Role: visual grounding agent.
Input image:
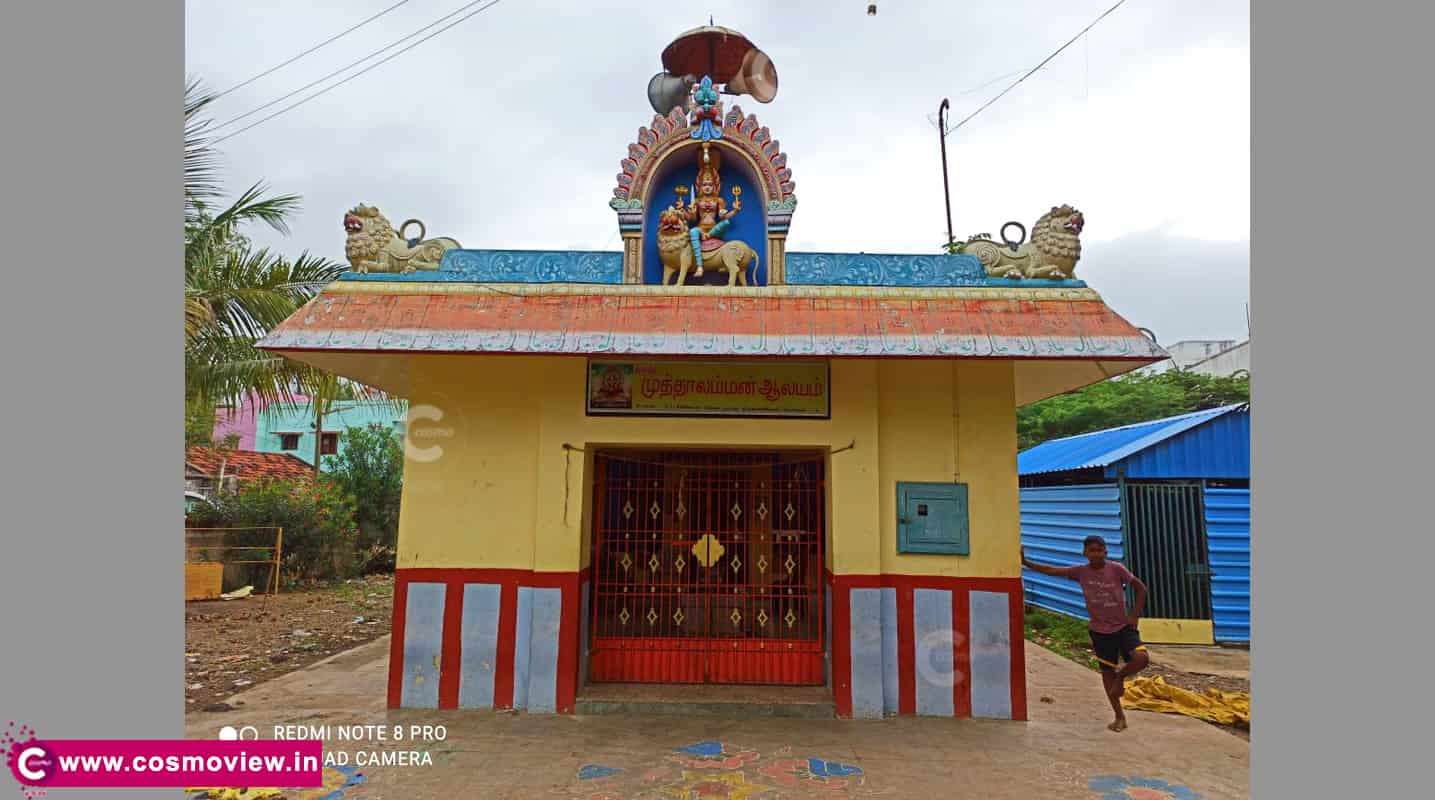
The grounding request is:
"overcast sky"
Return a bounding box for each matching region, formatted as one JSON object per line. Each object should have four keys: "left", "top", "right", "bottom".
{"left": 185, "top": 0, "right": 1249, "bottom": 344}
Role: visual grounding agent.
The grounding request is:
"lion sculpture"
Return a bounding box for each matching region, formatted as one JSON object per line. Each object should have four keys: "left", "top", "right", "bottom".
{"left": 656, "top": 207, "right": 759, "bottom": 287}
{"left": 343, "top": 204, "right": 460, "bottom": 274}
{"left": 958, "top": 205, "right": 1085, "bottom": 280}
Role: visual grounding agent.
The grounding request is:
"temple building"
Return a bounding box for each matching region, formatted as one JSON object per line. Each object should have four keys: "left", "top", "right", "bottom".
{"left": 258, "top": 24, "right": 1166, "bottom": 721}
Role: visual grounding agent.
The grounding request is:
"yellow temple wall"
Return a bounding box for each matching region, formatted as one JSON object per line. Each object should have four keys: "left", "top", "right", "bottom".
{"left": 395, "top": 355, "right": 1020, "bottom": 579}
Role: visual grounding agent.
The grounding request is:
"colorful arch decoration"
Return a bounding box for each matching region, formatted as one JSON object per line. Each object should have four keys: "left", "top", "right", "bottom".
{"left": 610, "top": 104, "right": 797, "bottom": 283}
{"left": 611, "top": 105, "right": 795, "bottom": 206}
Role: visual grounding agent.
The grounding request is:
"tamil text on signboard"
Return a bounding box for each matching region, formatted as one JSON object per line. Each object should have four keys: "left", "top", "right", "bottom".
{"left": 586, "top": 360, "right": 829, "bottom": 418}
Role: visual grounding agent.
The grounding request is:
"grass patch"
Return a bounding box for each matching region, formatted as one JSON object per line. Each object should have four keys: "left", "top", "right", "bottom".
{"left": 328, "top": 574, "right": 394, "bottom": 604}
{"left": 1024, "top": 606, "right": 1099, "bottom": 671}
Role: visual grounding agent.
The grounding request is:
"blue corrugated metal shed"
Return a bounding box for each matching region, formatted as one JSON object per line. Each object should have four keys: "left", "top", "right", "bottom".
{"left": 1018, "top": 403, "right": 1251, "bottom": 645}
{"left": 1018, "top": 404, "right": 1249, "bottom": 479}
{"left": 1019, "top": 485, "right": 1125, "bottom": 622}
{"left": 1204, "top": 487, "right": 1251, "bottom": 643}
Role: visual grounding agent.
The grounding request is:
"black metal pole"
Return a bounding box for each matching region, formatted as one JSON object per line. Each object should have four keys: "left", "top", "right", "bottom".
{"left": 938, "top": 98, "right": 954, "bottom": 249}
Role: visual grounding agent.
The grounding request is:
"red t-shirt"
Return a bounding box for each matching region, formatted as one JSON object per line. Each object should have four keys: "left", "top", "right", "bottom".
{"left": 1061, "top": 561, "right": 1137, "bottom": 634}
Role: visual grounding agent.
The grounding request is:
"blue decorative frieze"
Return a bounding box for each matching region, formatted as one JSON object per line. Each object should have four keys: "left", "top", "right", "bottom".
{"left": 784, "top": 252, "right": 1086, "bottom": 288}
{"left": 338, "top": 249, "right": 625, "bottom": 284}
{"left": 334, "top": 248, "right": 1085, "bottom": 288}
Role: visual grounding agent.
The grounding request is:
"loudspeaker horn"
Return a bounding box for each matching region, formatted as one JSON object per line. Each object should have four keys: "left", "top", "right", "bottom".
{"left": 647, "top": 71, "right": 696, "bottom": 115}
{"left": 724, "top": 47, "right": 778, "bottom": 103}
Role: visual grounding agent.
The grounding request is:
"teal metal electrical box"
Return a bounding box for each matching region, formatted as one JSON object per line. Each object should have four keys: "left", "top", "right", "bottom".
{"left": 896, "top": 481, "right": 970, "bottom": 555}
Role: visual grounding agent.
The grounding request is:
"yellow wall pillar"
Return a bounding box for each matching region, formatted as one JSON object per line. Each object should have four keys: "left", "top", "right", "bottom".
{"left": 876, "top": 361, "right": 958, "bottom": 576}
{"left": 826, "top": 360, "right": 882, "bottom": 577}
{"left": 956, "top": 360, "right": 1021, "bottom": 578}
{"left": 395, "top": 356, "right": 540, "bottom": 570}
{"left": 535, "top": 359, "right": 589, "bottom": 574}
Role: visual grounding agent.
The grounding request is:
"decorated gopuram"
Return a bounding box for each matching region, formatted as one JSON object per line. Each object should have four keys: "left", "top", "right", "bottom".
{"left": 259, "top": 24, "right": 1166, "bottom": 721}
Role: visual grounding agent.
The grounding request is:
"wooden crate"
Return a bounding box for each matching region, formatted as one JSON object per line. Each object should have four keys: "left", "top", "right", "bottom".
{"left": 185, "top": 562, "right": 224, "bottom": 601}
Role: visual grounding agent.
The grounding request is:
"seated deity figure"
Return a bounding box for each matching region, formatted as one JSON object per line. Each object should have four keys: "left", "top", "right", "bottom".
{"left": 675, "top": 143, "right": 741, "bottom": 279}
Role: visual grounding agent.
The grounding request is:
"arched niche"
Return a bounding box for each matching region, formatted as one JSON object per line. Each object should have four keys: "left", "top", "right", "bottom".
{"left": 640, "top": 140, "right": 769, "bottom": 286}
{"left": 610, "top": 105, "right": 797, "bottom": 285}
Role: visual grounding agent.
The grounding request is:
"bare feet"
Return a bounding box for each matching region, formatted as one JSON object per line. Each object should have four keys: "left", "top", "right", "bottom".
{"left": 1107, "top": 717, "right": 1128, "bottom": 733}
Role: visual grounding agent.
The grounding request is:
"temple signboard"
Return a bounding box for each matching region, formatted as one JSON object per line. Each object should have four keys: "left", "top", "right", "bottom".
{"left": 586, "top": 359, "right": 829, "bottom": 418}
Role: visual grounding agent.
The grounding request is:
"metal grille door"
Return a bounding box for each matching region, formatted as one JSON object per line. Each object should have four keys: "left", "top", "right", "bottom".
{"left": 589, "top": 450, "right": 826, "bottom": 685}
{"left": 1123, "top": 483, "right": 1214, "bottom": 620}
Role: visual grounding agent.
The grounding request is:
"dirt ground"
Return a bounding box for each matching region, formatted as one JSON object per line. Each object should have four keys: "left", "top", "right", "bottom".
{"left": 1026, "top": 619, "right": 1250, "bottom": 739}
{"left": 185, "top": 575, "right": 394, "bottom": 712}
{"left": 1032, "top": 634, "right": 1249, "bottom": 695}
{"left": 1144, "top": 661, "right": 1248, "bottom": 695}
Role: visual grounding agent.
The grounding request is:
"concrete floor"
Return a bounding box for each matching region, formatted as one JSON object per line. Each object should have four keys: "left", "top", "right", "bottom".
{"left": 186, "top": 638, "right": 1249, "bottom": 799}
{"left": 575, "top": 683, "right": 835, "bottom": 718}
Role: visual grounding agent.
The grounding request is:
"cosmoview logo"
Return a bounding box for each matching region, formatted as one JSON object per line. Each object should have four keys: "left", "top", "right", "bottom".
{"left": 405, "top": 402, "right": 456, "bottom": 464}
{"left": 15, "top": 744, "right": 54, "bottom": 784}
{"left": 914, "top": 629, "right": 967, "bottom": 690}
{"left": 4, "top": 722, "right": 50, "bottom": 798}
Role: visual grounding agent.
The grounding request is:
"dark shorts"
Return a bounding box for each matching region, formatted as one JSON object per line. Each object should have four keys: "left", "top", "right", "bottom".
{"left": 1089, "top": 625, "right": 1145, "bottom": 670}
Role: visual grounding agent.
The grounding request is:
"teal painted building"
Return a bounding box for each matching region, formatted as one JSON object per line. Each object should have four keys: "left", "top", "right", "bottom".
{"left": 218, "top": 396, "right": 407, "bottom": 469}
{"left": 257, "top": 398, "right": 406, "bottom": 468}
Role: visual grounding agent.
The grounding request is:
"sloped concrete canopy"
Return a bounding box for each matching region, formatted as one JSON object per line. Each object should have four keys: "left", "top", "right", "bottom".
{"left": 257, "top": 283, "right": 1164, "bottom": 405}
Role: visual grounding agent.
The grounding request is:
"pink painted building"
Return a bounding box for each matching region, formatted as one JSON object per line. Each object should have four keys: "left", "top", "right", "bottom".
{"left": 211, "top": 393, "right": 310, "bottom": 451}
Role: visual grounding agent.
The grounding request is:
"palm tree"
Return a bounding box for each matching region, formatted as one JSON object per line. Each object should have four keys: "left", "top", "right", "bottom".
{"left": 184, "top": 77, "right": 347, "bottom": 414}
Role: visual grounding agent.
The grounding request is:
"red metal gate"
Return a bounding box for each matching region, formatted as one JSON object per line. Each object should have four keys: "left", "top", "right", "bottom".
{"left": 588, "top": 450, "right": 826, "bottom": 685}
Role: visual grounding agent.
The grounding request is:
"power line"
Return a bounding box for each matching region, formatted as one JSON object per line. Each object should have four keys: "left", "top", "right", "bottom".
{"left": 213, "top": 0, "right": 493, "bottom": 132}
{"left": 927, "top": 68, "right": 1028, "bottom": 127}
{"left": 957, "top": 69, "right": 1028, "bottom": 98}
{"left": 943, "top": 0, "right": 1130, "bottom": 136}
{"left": 212, "top": 0, "right": 506, "bottom": 145}
{"left": 213, "top": 0, "right": 416, "bottom": 100}
{"left": 212, "top": 0, "right": 499, "bottom": 135}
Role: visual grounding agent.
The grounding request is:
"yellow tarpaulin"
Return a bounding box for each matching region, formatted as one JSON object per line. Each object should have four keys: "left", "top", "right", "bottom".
{"left": 184, "top": 789, "right": 284, "bottom": 800}
{"left": 1120, "top": 675, "right": 1250, "bottom": 726}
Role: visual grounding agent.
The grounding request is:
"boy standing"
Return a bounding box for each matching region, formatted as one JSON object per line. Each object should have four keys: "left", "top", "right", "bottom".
{"left": 1022, "top": 536, "right": 1149, "bottom": 732}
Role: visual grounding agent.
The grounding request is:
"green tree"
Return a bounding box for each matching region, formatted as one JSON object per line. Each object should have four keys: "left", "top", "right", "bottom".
{"left": 183, "top": 77, "right": 346, "bottom": 413}
{"left": 323, "top": 424, "right": 405, "bottom": 574}
{"left": 1017, "top": 370, "right": 1249, "bottom": 451}
{"left": 185, "top": 396, "right": 216, "bottom": 448}
{"left": 188, "top": 477, "right": 361, "bottom": 584}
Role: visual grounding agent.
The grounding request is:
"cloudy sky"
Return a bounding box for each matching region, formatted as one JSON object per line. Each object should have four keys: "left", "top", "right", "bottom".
{"left": 185, "top": 0, "right": 1249, "bottom": 344}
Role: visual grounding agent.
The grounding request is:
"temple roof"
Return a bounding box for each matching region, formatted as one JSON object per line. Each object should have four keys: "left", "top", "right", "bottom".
{"left": 260, "top": 282, "right": 1151, "bottom": 358}
{"left": 257, "top": 279, "right": 1164, "bottom": 405}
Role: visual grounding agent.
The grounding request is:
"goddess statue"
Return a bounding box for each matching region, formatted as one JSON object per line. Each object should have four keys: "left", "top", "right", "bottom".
{"left": 673, "top": 142, "right": 742, "bottom": 279}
